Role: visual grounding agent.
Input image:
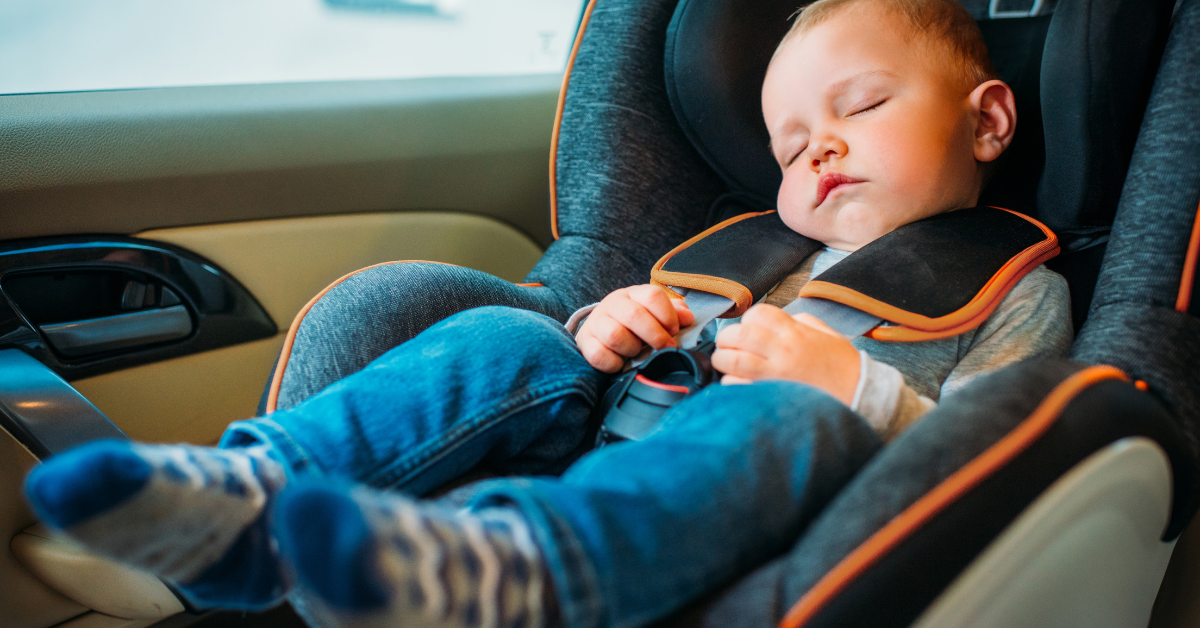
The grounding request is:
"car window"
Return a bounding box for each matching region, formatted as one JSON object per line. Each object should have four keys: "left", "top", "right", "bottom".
{"left": 0, "top": 0, "right": 586, "bottom": 95}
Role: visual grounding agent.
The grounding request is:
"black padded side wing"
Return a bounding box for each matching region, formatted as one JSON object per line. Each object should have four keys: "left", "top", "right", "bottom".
{"left": 652, "top": 211, "right": 822, "bottom": 317}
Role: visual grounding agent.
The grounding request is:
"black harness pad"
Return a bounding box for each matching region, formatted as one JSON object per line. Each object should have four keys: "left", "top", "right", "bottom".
{"left": 652, "top": 211, "right": 822, "bottom": 315}
{"left": 652, "top": 207, "right": 1059, "bottom": 340}
{"left": 813, "top": 207, "right": 1052, "bottom": 319}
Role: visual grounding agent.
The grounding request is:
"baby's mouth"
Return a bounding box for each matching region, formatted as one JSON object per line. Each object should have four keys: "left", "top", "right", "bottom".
{"left": 815, "top": 172, "right": 864, "bottom": 207}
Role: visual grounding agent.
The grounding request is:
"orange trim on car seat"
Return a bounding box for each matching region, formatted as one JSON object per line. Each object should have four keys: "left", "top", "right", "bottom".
{"left": 1175, "top": 200, "right": 1200, "bottom": 312}
{"left": 650, "top": 211, "right": 776, "bottom": 317}
{"left": 777, "top": 365, "right": 1129, "bottom": 628}
{"left": 265, "top": 260, "right": 461, "bottom": 414}
{"left": 800, "top": 208, "right": 1059, "bottom": 341}
{"left": 548, "top": 0, "right": 598, "bottom": 241}
{"left": 517, "top": 283, "right": 544, "bottom": 287}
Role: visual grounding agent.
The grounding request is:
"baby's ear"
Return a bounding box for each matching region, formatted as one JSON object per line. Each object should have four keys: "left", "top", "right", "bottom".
{"left": 970, "top": 80, "right": 1017, "bottom": 163}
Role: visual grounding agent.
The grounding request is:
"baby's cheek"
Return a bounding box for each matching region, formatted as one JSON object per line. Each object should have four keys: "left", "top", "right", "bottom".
{"left": 776, "top": 172, "right": 804, "bottom": 211}
{"left": 777, "top": 175, "right": 823, "bottom": 236}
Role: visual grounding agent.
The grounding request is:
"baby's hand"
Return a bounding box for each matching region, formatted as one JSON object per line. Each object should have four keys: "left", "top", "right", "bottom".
{"left": 577, "top": 285, "right": 695, "bottom": 373}
{"left": 712, "top": 304, "right": 861, "bottom": 405}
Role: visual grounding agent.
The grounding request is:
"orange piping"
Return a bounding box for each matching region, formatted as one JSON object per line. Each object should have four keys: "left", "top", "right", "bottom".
{"left": 800, "top": 209, "right": 1059, "bottom": 337}
{"left": 1176, "top": 199, "right": 1200, "bottom": 312}
{"left": 864, "top": 243, "right": 1059, "bottom": 341}
{"left": 649, "top": 211, "right": 776, "bottom": 317}
{"left": 548, "top": 0, "right": 598, "bottom": 240}
{"left": 777, "top": 365, "right": 1128, "bottom": 628}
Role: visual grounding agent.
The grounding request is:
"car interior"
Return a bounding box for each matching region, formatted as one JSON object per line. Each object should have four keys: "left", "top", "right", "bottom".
{"left": 2, "top": 0, "right": 1200, "bottom": 627}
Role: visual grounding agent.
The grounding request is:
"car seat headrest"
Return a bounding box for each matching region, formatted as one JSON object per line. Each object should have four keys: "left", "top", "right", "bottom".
{"left": 664, "top": 0, "right": 1175, "bottom": 239}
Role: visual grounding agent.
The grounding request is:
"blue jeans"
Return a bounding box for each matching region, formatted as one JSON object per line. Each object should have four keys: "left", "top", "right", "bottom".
{"left": 222, "top": 306, "right": 881, "bottom": 628}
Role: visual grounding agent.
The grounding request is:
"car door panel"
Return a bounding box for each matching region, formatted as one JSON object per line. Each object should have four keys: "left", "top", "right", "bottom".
{"left": 71, "top": 211, "right": 541, "bottom": 445}
{"left": 2, "top": 433, "right": 91, "bottom": 628}
{"left": 1, "top": 65, "right": 558, "bottom": 627}
{"left": 0, "top": 74, "right": 558, "bottom": 248}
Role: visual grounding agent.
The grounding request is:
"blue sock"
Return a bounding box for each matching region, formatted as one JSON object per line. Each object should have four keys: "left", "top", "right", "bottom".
{"left": 275, "top": 481, "right": 550, "bottom": 628}
{"left": 24, "top": 439, "right": 289, "bottom": 610}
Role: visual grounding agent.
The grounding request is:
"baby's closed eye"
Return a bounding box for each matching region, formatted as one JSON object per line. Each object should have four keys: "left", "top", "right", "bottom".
{"left": 848, "top": 98, "right": 888, "bottom": 117}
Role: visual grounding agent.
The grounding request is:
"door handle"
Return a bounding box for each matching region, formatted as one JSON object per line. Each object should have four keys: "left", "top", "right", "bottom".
{"left": 40, "top": 305, "right": 193, "bottom": 358}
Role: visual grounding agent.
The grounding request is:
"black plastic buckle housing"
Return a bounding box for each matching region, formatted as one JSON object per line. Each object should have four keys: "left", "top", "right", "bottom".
{"left": 597, "top": 345, "right": 714, "bottom": 445}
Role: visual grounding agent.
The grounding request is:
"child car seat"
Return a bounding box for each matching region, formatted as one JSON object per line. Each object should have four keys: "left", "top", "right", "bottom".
{"left": 263, "top": 0, "right": 1200, "bottom": 626}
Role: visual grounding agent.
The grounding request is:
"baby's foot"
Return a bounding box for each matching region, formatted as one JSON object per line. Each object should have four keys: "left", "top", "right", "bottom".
{"left": 24, "top": 439, "right": 289, "bottom": 609}
{"left": 275, "top": 481, "right": 550, "bottom": 628}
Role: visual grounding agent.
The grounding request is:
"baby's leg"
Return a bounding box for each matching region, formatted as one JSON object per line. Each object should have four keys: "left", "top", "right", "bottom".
{"left": 224, "top": 305, "right": 607, "bottom": 493}
{"left": 274, "top": 381, "right": 882, "bottom": 628}
{"left": 25, "top": 440, "right": 289, "bottom": 608}
{"left": 24, "top": 306, "right": 605, "bottom": 610}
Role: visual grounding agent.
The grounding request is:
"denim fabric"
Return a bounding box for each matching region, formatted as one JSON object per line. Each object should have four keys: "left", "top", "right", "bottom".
{"left": 227, "top": 306, "right": 880, "bottom": 628}
{"left": 654, "top": 359, "right": 1086, "bottom": 628}
{"left": 275, "top": 263, "right": 571, "bottom": 411}
{"left": 466, "top": 381, "right": 880, "bottom": 628}
{"left": 229, "top": 307, "right": 604, "bottom": 495}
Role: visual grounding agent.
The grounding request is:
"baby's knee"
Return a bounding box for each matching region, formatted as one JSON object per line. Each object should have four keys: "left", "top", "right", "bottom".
{"left": 441, "top": 306, "right": 575, "bottom": 354}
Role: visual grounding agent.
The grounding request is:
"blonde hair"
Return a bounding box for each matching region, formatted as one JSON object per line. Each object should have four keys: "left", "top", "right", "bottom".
{"left": 774, "top": 0, "right": 998, "bottom": 92}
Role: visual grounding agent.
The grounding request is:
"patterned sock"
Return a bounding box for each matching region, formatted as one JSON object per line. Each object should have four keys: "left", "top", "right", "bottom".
{"left": 23, "top": 439, "right": 289, "bottom": 609}
{"left": 275, "top": 481, "right": 551, "bottom": 628}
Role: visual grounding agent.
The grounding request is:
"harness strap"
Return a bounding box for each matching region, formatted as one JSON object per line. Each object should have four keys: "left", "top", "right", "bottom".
{"left": 673, "top": 291, "right": 883, "bottom": 351}
{"left": 655, "top": 206, "right": 1059, "bottom": 343}
{"left": 782, "top": 297, "right": 884, "bottom": 339}
{"left": 677, "top": 290, "right": 735, "bottom": 349}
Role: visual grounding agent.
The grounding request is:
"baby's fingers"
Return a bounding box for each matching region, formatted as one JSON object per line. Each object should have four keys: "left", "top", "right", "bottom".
{"left": 627, "top": 285, "right": 685, "bottom": 336}
{"left": 671, "top": 298, "right": 695, "bottom": 328}
{"left": 711, "top": 347, "right": 770, "bottom": 381}
{"left": 714, "top": 320, "right": 777, "bottom": 355}
{"left": 612, "top": 306, "right": 675, "bottom": 350}
{"left": 585, "top": 315, "right": 646, "bottom": 357}
{"left": 577, "top": 335, "right": 626, "bottom": 373}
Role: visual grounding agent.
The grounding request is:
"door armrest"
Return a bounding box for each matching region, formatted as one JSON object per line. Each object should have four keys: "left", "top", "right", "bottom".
{"left": 0, "top": 348, "right": 126, "bottom": 459}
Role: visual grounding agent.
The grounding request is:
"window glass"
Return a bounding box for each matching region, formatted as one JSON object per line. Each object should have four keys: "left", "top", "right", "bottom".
{"left": 0, "top": 0, "right": 586, "bottom": 95}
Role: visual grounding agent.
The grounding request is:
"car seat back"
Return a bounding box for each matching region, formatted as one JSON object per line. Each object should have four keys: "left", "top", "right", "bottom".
{"left": 656, "top": 0, "right": 1173, "bottom": 326}
{"left": 661, "top": 0, "right": 1173, "bottom": 233}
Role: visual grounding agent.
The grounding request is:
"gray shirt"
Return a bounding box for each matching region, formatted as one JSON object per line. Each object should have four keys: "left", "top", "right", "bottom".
{"left": 742, "top": 248, "right": 1074, "bottom": 440}
{"left": 568, "top": 248, "right": 1074, "bottom": 442}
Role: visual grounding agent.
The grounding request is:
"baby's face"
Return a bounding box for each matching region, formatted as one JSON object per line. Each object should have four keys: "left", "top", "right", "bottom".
{"left": 762, "top": 4, "right": 985, "bottom": 250}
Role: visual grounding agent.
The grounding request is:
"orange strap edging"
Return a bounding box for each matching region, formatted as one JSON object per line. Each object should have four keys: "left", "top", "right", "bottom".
{"left": 1175, "top": 199, "right": 1200, "bottom": 312}
{"left": 649, "top": 210, "right": 776, "bottom": 317}
{"left": 778, "top": 365, "right": 1129, "bottom": 628}
{"left": 548, "top": 0, "right": 598, "bottom": 240}
{"left": 799, "top": 208, "right": 1059, "bottom": 340}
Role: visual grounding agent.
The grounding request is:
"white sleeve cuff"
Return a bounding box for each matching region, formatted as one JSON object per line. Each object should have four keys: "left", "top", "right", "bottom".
{"left": 850, "top": 350, "right": 905, "bottom": 434}
{"left": 565, "top": 303, "right": 600, "bottom": 335}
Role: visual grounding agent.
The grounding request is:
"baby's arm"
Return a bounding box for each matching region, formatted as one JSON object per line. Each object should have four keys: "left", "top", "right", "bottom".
{"left": 576, "top": 285, "right": 695, "bottom": 372}
{"left": 941, "top": 267, "right": 1075, "bottom": 397}
{"left": 710, "top": 267, "right": 1073, "bottom": 441}
{"left": 860, "top": 266, "right": 1073, "bottom": 439}
{"left": 712, "top": 305, "right": 861, "bottom": 404}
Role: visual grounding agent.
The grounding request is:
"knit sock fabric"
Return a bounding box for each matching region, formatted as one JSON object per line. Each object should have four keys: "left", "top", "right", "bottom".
{"left": 24, "top": 439, "right": 289, "bottom": 609}
{"left": 275, "top": 481, "right": 551, "bottom": 628}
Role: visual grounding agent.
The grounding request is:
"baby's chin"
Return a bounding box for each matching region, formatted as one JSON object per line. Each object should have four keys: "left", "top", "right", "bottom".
{"left": 778, "top": 200, "right": 892, "bottom": 251}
